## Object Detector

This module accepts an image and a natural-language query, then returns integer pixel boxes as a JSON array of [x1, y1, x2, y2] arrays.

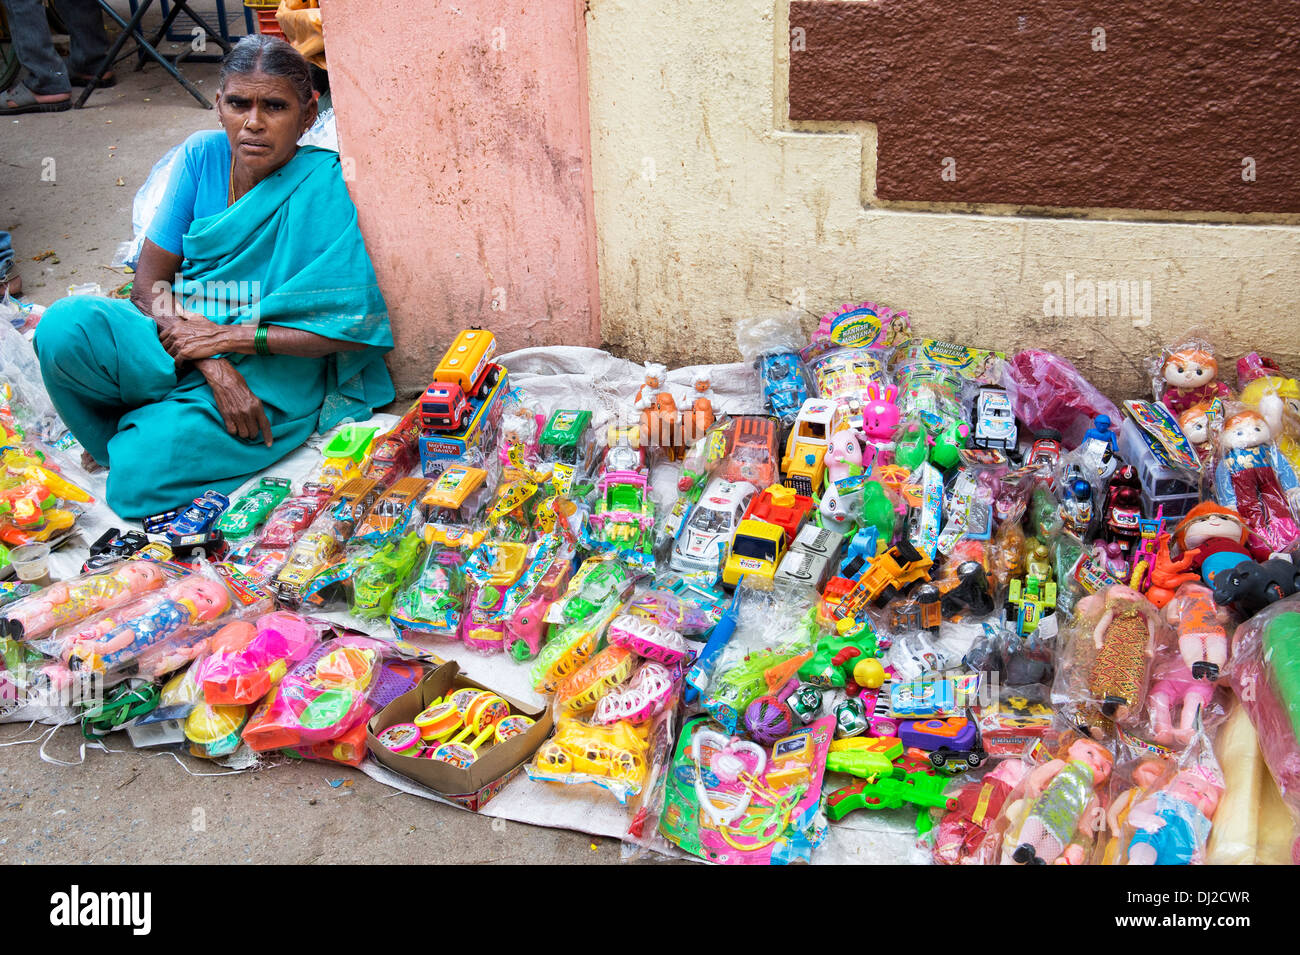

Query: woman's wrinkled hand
[[159, 313, 234, 362], [196, 359, 273, 447]]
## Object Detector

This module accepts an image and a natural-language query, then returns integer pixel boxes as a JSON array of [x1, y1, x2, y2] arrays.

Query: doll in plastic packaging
[[1158, 346, 1232, 417], [1239, 371, 1300, 475], [1001, 734, 1114, 865], [1177, 402, 1214, 468], [1214, 409, 1300, 553], [1059, 585, 1161, 728], [56, 575, 232, 676], [1148, 585, 1230, 746], [1, 560, 164, 641], [1124, 767, 1222, 865]]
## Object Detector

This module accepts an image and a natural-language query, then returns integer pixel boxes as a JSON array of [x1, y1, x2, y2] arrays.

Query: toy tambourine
[[376, 722, 422, 755]]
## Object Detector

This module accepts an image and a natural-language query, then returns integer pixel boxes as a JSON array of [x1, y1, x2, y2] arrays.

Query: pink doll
[[1149, 584, 1230, 745], [1003, 736, 1114, 865], [824, 426, 868, 486], [1160, 348, 1231, 417], [61, 576, 232, 676], [1124, 767, 1223, 865], [860, 382, 901, 460], [1, 561, 164, 641], [1213, 409, 1300, 552]]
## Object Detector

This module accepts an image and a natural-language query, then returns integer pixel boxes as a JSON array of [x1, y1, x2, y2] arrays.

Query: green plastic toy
[[826, 747, 897, 779], [798, 623, 880, 689], [825, 767, 954, 824], [860, 480, 897, 542], [1263, 612, 1300, 741], [350, 531, 425, 619], [893, 421, 928, 471]]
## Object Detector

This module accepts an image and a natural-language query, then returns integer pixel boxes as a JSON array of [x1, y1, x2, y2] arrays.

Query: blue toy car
[[164, 490, 231, 547], [757, 352, 809, 426]]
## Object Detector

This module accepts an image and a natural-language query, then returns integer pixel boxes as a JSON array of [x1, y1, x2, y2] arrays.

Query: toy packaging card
[[657, 714, 833, 865], [1123, 399, 1201, 473]]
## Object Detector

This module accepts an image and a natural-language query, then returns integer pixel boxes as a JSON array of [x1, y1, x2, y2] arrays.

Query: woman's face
[[216, 70, 316, 181]]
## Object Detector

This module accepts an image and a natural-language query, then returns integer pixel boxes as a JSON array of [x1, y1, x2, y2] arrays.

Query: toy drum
[[376, 722, 423, 756], [414, 702, 462, 741], [495, 714, 535, 743]]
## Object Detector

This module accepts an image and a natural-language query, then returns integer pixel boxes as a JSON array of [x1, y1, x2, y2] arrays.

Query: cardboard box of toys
[[366, 660, 551, 810]]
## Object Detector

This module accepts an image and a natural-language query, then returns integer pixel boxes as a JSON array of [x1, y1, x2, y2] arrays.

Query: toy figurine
[[818, 476, 864, 537], [1211, 554, 1300, 616], [61, 576, 232, 676], [683, 372, 716, 446], [1123, 767, 1223, 865], [1003, 736, 1113, 865], [825, 427, 867, 486], [1076, 585, 1160, 725], [633, 361, 668, 411], [860, 383, 901, 461], [1104, 465, 1142, 554], [1145, 502, 1263, 608], [1058, 466, 1094, 537], [1149, 584, 1229, 745], [1177, 402, 1215, 467], [1240, 373, 1300, 475], [1, 561, 164, 641], [1214, 410, 1300, 552], [1160, 348, 1232, 417]]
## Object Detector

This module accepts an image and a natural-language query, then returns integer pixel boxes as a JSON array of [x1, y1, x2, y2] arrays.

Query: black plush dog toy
[[1212, 555, 1300, 617]]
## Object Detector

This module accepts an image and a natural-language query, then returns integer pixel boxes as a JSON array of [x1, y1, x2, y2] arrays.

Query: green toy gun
[[825, 768, 955, 823]]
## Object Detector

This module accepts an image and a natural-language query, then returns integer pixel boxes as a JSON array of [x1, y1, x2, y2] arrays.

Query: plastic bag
[[735, 309, 808, 363], [127, 143, 181, 270], [1149, 335, 1233, 416], [196, 610, 322, 705], [1, 559, 166, 642], [1146, 583, 1232, 747], [1002, 349, 1121, 450]]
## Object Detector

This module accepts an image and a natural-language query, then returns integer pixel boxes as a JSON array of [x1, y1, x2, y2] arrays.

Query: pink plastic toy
[[2, 561, 164, 641], [594, 662, 678, 724], [1002, 350, 1121, 449], [860, 383, 901, 458], [1002, 736, 1113, 865], [606, 614, 691, 665], [197, 610, 321, 705], [1124, 767, 1223, 865]]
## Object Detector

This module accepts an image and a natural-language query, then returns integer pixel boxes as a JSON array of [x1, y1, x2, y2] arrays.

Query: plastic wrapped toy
[[1154, 342, 1232, 417], [1228, 597, 1300, 862], [196, 610, 322, 705], [1150, 584, 1231, 746], [43, 567, 246, 682], [1107, 738, 1224, 865], [1002, 350, 1121, 449], [934, 758, 1028, 865], [1213, 407, 1300, 552], [390, 542, 469, 638], [241, 634, 384, 752], [1, 560, 165, 641], [993, 733, 1114, 865], [1054, 584, 1164, 729], [1145, 502, 1263, 608]]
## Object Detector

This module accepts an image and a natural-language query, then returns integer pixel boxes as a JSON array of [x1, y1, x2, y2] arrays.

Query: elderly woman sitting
[[35, 36, 393, 519]]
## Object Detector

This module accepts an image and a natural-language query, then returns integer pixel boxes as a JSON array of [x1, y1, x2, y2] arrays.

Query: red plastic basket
[[253, 8, 283, 37]]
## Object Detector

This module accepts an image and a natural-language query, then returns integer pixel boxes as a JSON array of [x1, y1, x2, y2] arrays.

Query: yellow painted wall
[[585, 0, 1300, 396]]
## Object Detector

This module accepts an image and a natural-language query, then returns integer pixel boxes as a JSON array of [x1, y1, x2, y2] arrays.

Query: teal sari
[[35, 146, 395, 519]]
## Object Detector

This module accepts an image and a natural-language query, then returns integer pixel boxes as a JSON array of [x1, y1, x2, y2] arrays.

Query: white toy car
[[669, 478, 756, 574], [972, 386, 1018, 452]]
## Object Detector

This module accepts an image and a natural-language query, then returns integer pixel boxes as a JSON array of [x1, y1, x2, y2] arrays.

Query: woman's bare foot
[[81, 450, 104, 473]]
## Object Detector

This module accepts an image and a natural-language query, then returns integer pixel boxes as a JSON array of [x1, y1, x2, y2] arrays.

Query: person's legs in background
[[52, 0, 110, 83]]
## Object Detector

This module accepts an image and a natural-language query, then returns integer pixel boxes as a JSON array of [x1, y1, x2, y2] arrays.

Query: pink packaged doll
[[1, 561, 165, 641], [1149, 583, 1231, 746]]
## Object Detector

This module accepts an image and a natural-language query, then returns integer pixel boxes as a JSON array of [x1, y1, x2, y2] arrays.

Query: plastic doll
[[1078, 584, 1160, 724], [1145, 502, 1264, 609], [1149, 584, 1228, 744], [1239, 373, 1300, 474], [825, 427, 867, 486], [634, 361, 668, 411], [1124, 767, 1223, 865], [1160, 348, 1232, 417], [61, 576, 232, 675], [1177, 402, 1214, 467], [1004, 736, 1113, 865], [1214, 409, 1300, 552], [1, 561, 164, 641]]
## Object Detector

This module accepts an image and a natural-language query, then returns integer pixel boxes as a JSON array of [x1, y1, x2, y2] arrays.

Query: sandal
[[71, 71, 117, 88], [0, 269, 21, 299], [0, 84, 71, 115]]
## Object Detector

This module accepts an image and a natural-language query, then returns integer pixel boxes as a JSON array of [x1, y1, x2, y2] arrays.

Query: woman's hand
[[196, 358, 273, 447], [159, 314, 241, 362]]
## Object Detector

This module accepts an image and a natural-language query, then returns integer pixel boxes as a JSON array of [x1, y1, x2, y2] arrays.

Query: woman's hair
[[219, 35, 314, 109]]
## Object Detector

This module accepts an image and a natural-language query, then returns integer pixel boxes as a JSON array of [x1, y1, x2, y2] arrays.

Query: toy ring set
[[657, 715, 836, 864], [380, 687, 536, 767]]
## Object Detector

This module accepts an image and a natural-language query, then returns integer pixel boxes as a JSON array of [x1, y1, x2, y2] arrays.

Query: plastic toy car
[[723, 519, 787, 589], [669, 477, 756, 575], [351, 532, 424, 618], [775, 524, 842, 589], [421, 465, 489, 527], [781, 398, 834, 495], [721, 415, 780, 488], [972, 386, 1017, 452], [318, 425, 378, 488], [364, 403, 421, 488], [539, 409, 596, 470], [82, 528, 149, 573], [588, 470, 654, 556], [257, 484, 334, 552], [351, 477, 430, 545], [837, 541, 934, 619], [272, 532, 341, 605], [555, 558, 630, 625], [216, 478, 291, 541], [154, 490, 230, 550], [420, 330, 502, 431]]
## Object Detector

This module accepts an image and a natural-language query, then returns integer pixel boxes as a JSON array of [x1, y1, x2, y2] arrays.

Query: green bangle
[[254, 324, 271, 356]]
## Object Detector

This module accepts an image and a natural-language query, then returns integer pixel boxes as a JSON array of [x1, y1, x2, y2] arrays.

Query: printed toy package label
[[657, 714, 834, 865], [1122, 399, 1201, 473], [895, 338, 1006, 385]]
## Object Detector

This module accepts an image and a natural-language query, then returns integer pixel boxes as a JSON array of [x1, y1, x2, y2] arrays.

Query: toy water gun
[[684, 584, 742, 705], [2, 449, 94, 503], [825, 768, 956, 823]]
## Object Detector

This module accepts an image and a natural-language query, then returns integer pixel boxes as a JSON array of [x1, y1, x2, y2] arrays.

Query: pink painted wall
[[318, 0, 601, 396]]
